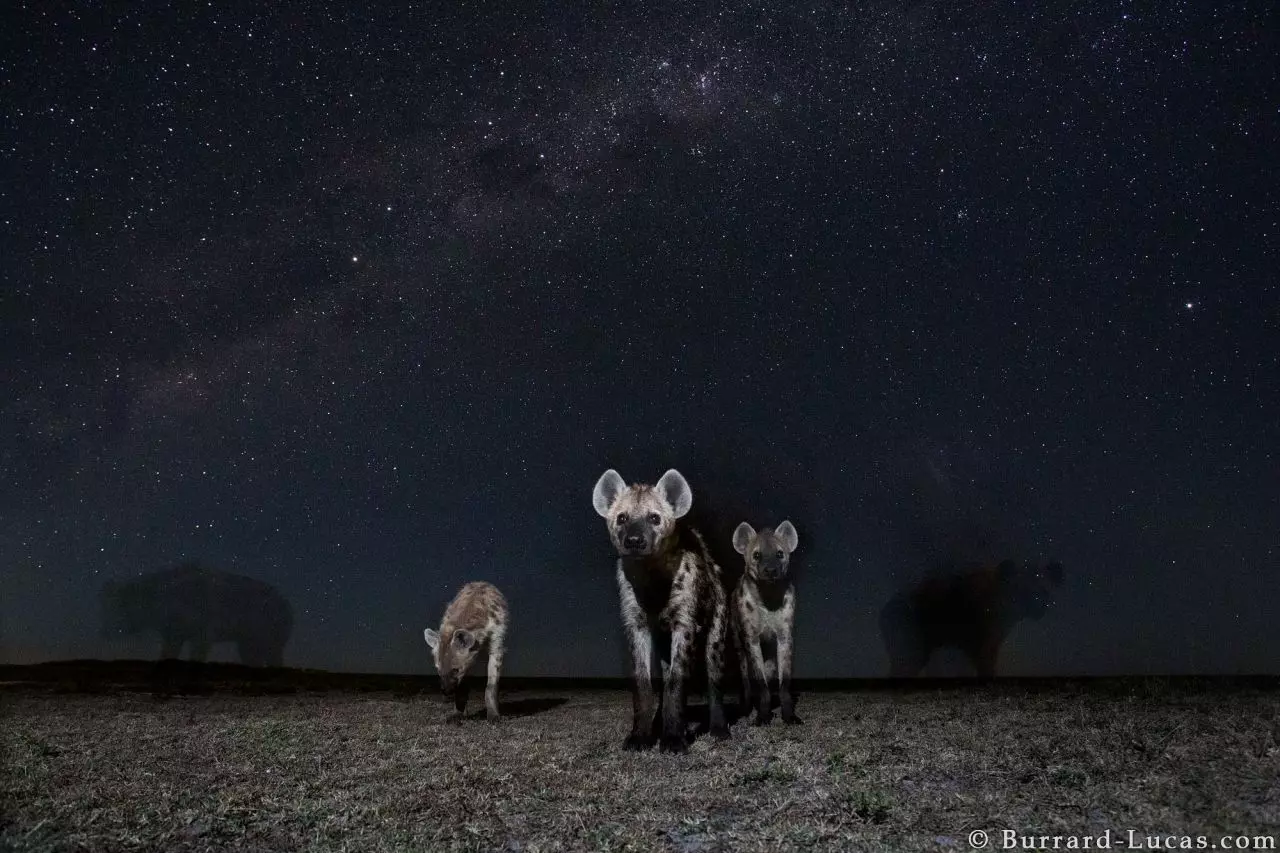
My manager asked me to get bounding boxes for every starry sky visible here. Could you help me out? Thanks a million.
[3,1,1277,677]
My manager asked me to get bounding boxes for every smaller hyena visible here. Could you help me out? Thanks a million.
[423,581,508,722]
[732,520,802,726]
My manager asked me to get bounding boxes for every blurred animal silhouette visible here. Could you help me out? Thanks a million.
[424,581,508,721]
[99,561,293,667]
[731,520,802,725]
[592,468,730,753]
[879,559,1064,678]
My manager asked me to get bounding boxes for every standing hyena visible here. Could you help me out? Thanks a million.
[592,468,731,753]
[732,521,802,726]
[423,581,508,721]
[99,562,293,667]
[879,558,1065,679]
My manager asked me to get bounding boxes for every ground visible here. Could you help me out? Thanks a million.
[2,671,1278,852]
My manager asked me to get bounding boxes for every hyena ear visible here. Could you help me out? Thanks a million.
[656,469,692,518]
[776,520,799,553]
[732,522,756,555]
[423,628,440,650]
[592,469,627,518]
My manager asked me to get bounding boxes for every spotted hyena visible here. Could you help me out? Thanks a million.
[731,520,802,725]
[99,562,293,667]
[592,468,730,753]
[879,559,1065,678]
[424,581,508,721]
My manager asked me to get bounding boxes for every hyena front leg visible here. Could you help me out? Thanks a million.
[777,625,802,725]
[619,569,658,750]
[624,619,658,750]
[662,621,693,753]
[450,680,470,721]
[485,629,504,722]
[972,635,1000,681]
[704,597,730,739]
[747,636,773,725]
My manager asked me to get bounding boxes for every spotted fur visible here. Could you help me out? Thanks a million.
[424,581,509,721]
[731,520,802,725]
[592,468,730,753]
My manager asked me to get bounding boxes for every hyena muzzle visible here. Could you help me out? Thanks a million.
[592,468,731,753]
[424,581,508,721]
[732,520,802,725]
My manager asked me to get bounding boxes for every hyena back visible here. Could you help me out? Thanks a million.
[592,468,730,753]
[732,520,802,725]
[423,581,508,721]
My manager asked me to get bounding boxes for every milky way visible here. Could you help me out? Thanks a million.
[3,1,1276,675]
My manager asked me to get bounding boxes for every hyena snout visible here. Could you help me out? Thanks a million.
[618,523,658,555]
[758,553,789,581]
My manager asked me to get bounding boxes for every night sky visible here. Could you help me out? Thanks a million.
[3,1,1276,677]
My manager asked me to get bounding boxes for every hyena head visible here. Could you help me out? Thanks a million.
[592,468,693,557]
[423,627,481,696]
[733,520,799,583]
[999,559,1065,620]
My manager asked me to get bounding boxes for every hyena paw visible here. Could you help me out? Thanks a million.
[709,722,732,740]
[485,711,502,723]
[782,710,804,725]
[623,732,656,751]
[753,708,774,727]
[446,712,465,725]
[659,732,688,754]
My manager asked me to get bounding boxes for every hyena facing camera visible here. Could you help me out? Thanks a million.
[732,521,802,726]
[424,581,508,721]
[592,468,731,753]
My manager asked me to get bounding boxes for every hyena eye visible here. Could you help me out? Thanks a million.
[776,550,784,559]
[752,550,761,562]
[647,512,661,525]
[616,513,629,526]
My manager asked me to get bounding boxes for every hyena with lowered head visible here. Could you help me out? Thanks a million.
[423,581,508,721]
[732,520,802,725]
[592,468,731,753]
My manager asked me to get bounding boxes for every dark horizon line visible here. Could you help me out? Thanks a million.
[1,659,1277,694]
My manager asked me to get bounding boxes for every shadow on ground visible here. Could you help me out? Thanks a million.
[452,697,570,720]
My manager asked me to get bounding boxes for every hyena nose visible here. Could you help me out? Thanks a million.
[623,534,644,550]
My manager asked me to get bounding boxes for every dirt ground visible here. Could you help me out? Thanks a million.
[3,679,1278,852]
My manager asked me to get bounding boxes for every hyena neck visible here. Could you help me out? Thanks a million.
[747,575,791,611]
[619,522,700,614]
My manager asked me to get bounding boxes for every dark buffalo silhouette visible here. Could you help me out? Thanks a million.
[879,558,1064,679]
[99,562,293,667]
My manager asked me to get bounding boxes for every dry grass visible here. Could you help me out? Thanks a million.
[3,679,1279,852]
